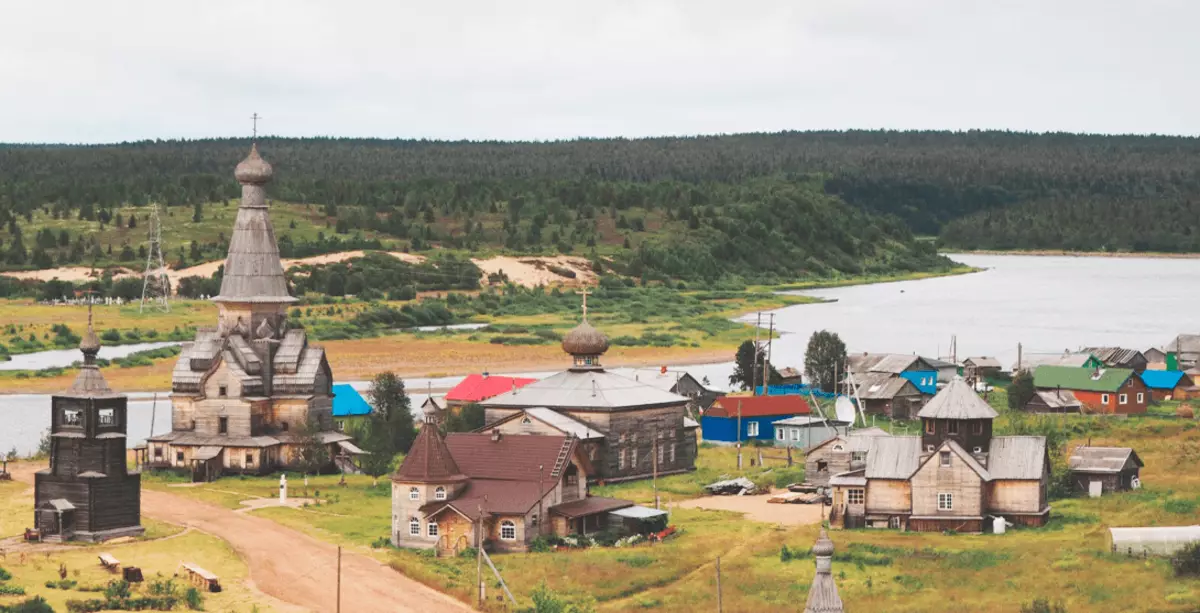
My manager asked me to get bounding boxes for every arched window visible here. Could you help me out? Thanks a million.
[409,517,420,536]
[435,486,447,500]
[427,521,439,537]
[409,487,420,501]
[500,520,517,541]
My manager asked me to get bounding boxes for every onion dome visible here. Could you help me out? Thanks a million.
[812,529,835,558]
[234,143,274,185]
[562,320,610,357]
[80,325,101,360]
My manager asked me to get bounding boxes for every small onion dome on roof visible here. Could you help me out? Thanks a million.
[80,326,101,357]
[234,143,274,185]
[562,319,609,356]
[812,528,835,557]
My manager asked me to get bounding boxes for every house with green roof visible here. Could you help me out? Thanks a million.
[1032,365,1148,414]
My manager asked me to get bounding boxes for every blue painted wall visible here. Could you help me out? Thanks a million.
[899,370,938,395]
[702,415,798,443]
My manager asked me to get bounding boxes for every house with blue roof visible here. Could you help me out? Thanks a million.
[1138,370,1194,401]
[332,383,373,432]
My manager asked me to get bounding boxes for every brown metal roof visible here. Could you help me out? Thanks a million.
[550,496,633,519]
[445,432,575,481]
[393,426,468,484]
[422,480,548,519]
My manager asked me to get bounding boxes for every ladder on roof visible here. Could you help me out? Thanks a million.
[550,437,573,478]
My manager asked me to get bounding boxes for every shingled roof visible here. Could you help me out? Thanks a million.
[446,432,576,481]
[393,426,468,484]
[213,145,296,304]
[917,376,998,420]
[1068,446,1143,474]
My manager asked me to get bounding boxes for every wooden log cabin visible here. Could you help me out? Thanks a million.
[1068,446,1143,496]
[829,377,1050,532]
[1032,365,1148,415]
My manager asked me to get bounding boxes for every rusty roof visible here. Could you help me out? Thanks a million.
[393,426,468,484]
[422,480,549,519]
[707,394,810,418]
[445,432,576,481]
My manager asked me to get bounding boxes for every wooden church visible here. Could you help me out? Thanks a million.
[34,305,143,542]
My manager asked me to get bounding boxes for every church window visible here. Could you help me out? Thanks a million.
[219,417,228,434]
[63,409,81,426]
[219,385,228,397]
[98,408,115,426]
[435,486,447,500]
[427,521,438,537]
[947,421,958,435]
[409,517,420,536]
[409,487,420,501]
[500,520,516,540]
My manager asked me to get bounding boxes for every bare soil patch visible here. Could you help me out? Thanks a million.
[674,489,826,526]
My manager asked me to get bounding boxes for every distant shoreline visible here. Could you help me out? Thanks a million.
[945,249,1200,260]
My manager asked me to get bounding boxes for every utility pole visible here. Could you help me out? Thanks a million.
[762,313,774,394]
[652,428,659,509]
[477,504,485,607]
[716,556,723,612]
[140,204,170,312]
[336,545,342,613]
[752,312,761,395]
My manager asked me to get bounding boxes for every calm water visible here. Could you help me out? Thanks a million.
[0,341,180,371]
[3,253,1198,455]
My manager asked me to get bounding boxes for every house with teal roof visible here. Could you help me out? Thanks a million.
[332,384,373,432]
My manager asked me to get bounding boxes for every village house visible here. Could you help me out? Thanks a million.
[962,356,1003,380]
[390,423,636,555]
[1083,347,1149,372]
[803,427,890,487]
[1162,334,1200,370]
[926,357,960,386]
[332,384,372,433]
[701,395,810,444]
[829,377,1050,532]
[1023,389,1083,414]
[1068,446,1143,497]
[1012,351,1101,373]
[481,300,698,483]
[1143,347,1168,369]
[776,367,804,385]
[34,306,143,542]
[444,373,536,408]
[1138,370,1194,401]
[1033,365,1148,414]
[848,371,927,418]
[773,416,852,450]
[146,145,355,480]
[628,367,722,417]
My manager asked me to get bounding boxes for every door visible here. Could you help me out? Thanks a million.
[1088,480,1103,498]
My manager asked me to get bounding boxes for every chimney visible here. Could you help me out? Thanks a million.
[491,429,502,442]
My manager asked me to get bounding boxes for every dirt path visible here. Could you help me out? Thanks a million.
[673,489,825,525]
[11,464,472,613]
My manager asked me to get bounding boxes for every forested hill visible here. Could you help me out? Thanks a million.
[2,130,1199,281]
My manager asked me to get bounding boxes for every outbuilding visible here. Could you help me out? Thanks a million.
[1110,526,1200,556]
[1068,446,1143,496]
[1023,389,1083,414]
[332,383,372,432]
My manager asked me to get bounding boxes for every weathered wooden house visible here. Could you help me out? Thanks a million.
[146,145,355,480]
[1012,351,1101,373]
[803,427,890,487]
[481,307,698,483]
[1083,347,1149,372]
[850,372,928,418]
[34,311,143,542]
[702,395,810,444]
[1138,370,1193,401]
[1068,446,1143,496]
[390,425,632,555]
[829,377,1050,532]
[1023,389,1083,414]
[1143,347,1167,368]
[962,356,1003,380]
[628,367,721,415]
[1033,365,1148,414]
[776,367,804,386]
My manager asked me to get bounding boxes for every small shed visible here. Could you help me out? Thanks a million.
[963,357,1003,379]
[772,416,850,449]
[332,383,372,432]
[1068,446,1143,495]
[1138,370,1194,401]
[608,505,669,536]
[776,367,804,386]
[1024,389,1083,414]
[1110,526,1200,556]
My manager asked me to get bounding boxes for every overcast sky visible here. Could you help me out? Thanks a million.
[2,1,1196,143]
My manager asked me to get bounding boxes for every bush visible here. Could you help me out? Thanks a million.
[0,596,54,613]
[0,567,11,581]
[1171,542,1200,577]
[0,585,27,596]
[1021,600,1068,613]
[185,587,204,610]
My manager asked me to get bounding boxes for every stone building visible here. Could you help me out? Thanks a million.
[34,307,143,542]
[480,305,698,483]
[390,423,632,555]
[147,145,353,480]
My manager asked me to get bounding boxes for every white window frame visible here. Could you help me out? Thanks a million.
[776,428,785,441]
[1119,393,1128,405]
[1101,393,1110,404]
[409,517,420,536]
[618,447,626,470]
[940,451,951,467]
[938,492,953,511]
[435,486,447,501]
[669,443,676,463]
[1136,392,1144,403]
[427,521,438,537]
[848,489,864,505]
[500,520,517,541]
[790,429,800,441]
[409,487,420,501]
[747,422,759,437]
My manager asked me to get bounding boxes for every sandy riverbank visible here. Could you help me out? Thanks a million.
[0,338,732,393]
[946,249,1200,259]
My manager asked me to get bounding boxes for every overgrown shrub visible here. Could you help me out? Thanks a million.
[1021,599,1068,613]
[1171,542,1200,577]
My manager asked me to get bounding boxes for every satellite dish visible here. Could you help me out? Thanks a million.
[835,396,856,424]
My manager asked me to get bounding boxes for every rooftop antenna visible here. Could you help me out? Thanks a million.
[139,204,170,312]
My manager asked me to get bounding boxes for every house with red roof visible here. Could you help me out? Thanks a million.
[390,425,637,555]
[444,373,537,407]
[701,395,811,443]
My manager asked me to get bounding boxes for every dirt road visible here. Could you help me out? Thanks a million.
[11,464,472,613]
[674,489,825,525]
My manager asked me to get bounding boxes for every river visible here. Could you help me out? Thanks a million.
[3,253,1198,455]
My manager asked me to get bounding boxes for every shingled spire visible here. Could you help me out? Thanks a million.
[67,297,116,397]
[393,425,468,484]
[803,529,844,613]
[212,144,296,306]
